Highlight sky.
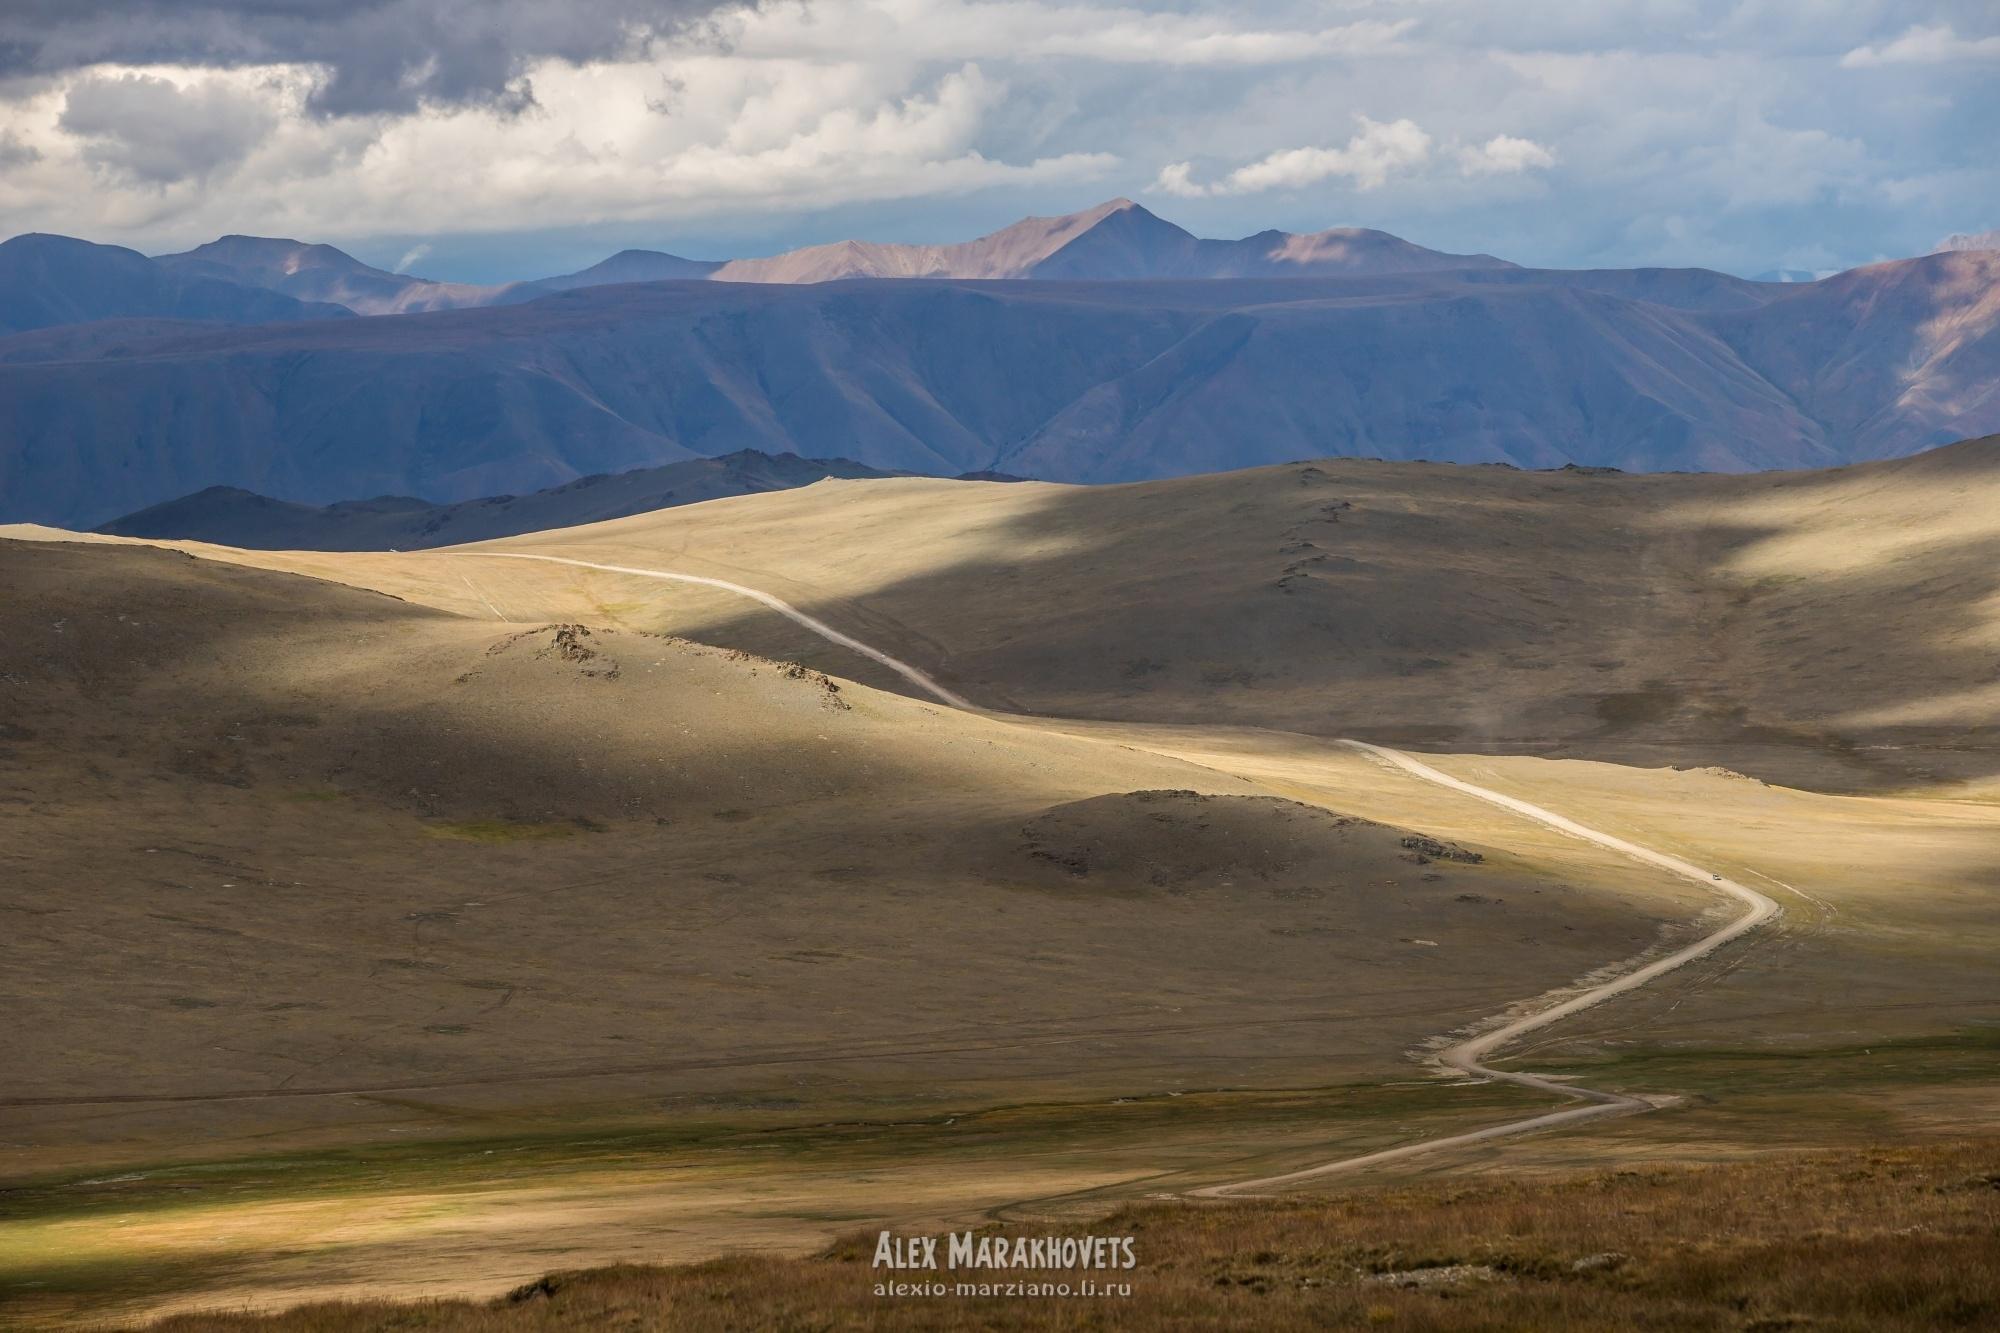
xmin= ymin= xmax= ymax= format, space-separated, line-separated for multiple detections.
xmin=0 ymin=0 xmax=1995 ymax=282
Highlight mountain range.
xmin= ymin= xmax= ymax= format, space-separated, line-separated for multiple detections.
xmin=1 ymin=199 xmax=1516 ymax=327
xmin=0 ymin=200 xmax=1996 ymax=527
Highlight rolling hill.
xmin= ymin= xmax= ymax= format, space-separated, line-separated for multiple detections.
xmin=0 ymin=530 xmax=1679 ymax=1199
xmin=107 ymin=434 xmax=1986 ymax=795
xmin=450 ymin=433 xmax=1992 ymax=794
xmin=93 ymin=450 xmax=926 ymax=550
xmin=530 ymin=433 xmax=2000 ymax=792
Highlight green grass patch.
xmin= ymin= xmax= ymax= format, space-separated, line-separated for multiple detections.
xmin=0 ymin=1247 xmax=253 ymax=1309
xmin=1522 ymin=1025 xmax=2000 ymax=1100
xmin=423 ymin=820 xmax=577 ymax=843
xmin=0 ymin=1078 xmax=1545 ymax=1231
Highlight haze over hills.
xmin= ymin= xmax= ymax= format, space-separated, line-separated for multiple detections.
xmin=2 ymin=249 xmax=1997 ymax=526
xmin=95 ymin=450 xmax=950 ymax=550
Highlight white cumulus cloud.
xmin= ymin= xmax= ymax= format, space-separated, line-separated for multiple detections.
xmin=1155 ymin=116 xmax=1432 ymax=197
xmin=730 ymin=1 xmax=1414 ymax=68
xmin=1938 ymin=229 xmax=2000 ymax=253
xmin=1840 ymin=24 xmax=2000 ymax=67
xmin=1458 ymin=134 xmax=1556 ymax=176
xmin=0 ymin=54 xmax=1118 ymax=243
xmin=0 ymin=0 xmax=1994 ymax=276
xmin=1150 ymin=160 xmax=1204 ymax=198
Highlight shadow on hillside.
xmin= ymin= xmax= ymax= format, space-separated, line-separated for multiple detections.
xmin=634 ymin=456 xmax=2000 ymax=794
xmin=0 ymin=539 xmax=1032 ymax=829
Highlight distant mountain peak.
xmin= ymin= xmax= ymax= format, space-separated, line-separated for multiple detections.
xmin=527 ymin=248 xmax=721 ymax=292
xmin=154 ymin=233 xmax=503 ymax=315
xmin=1069 ymin=196 xmax=1146 ymax=221
xmin=169 ymin=234 xmax=382 ymax=276
xmin=0 ymin=232 xmax=350 ymax=334
xmin=681 ymin=201 xmax=1509 ymax=285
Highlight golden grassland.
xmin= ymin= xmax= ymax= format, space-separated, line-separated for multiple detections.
xmin=135 ymin=1139 xmax=2000 ymax=1332
xmin=60 ymin=442 xmax=2000 ymax=794
xmin=9 ymin=446 xmax=2000 ymax=1326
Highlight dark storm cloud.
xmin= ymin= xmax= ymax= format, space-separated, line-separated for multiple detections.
xmin=0 ymin=0 xmax=741 ymax=116
xmin=59 ymin=71 xmax=275 ymax=182
xmin=0 ymin=130 xmax=39 ymax=167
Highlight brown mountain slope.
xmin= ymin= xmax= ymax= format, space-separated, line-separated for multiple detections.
xmin=1712 ymin=248 xmax=2000 ymax=457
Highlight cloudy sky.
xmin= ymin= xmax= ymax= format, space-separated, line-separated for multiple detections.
xmin=0 ymin=0 xmax=1994 ymax=280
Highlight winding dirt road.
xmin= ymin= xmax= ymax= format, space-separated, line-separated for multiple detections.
xmin=472 ymin=551 xmax=1782 ymax=1195
xmin=1193 ymin=740 xmax=1779 ymax=1195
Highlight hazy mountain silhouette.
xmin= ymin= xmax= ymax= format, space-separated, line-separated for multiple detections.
xmin=524 ymin=249 xmax=724 ymax=292
xmin=138 ymin=201 xmax=1517 ymax=310
xmin=153 ymin=235 xmax=507 ymax=314
xmin=95 ymin=451 xmax=923 ymax=549
xmin=0 ymin=233 xmax=350 ymax=334
xmin=605 ymin=199 xmax=1515 ymax=286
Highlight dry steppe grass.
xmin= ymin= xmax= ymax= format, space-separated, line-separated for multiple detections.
xmin=143 ymin=1139 xmax=2000 ymax=1332
xmin=9 ymin=445 xmax=2000 ymax=1326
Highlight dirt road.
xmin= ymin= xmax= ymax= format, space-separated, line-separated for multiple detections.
xmin=1191 ymin=740 xmax=1780 ymax=1194
xmin=473 ymin=551 xmax=1782 ymax=1194
xmin=476 ymin=551 xmax=975 ymax=708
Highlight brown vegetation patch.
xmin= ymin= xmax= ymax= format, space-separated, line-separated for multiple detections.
xmin=136 ymin=1139 xmax=2000 ymax=1332
xmin=1016 ymin=791 xmax=1387 ymax=892
xmin=1398 ymin=835 xmax=1483 ymax=865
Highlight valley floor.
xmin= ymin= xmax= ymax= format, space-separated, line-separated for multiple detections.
xmin=4 ymin=481 xmax=2000 ymax=1326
